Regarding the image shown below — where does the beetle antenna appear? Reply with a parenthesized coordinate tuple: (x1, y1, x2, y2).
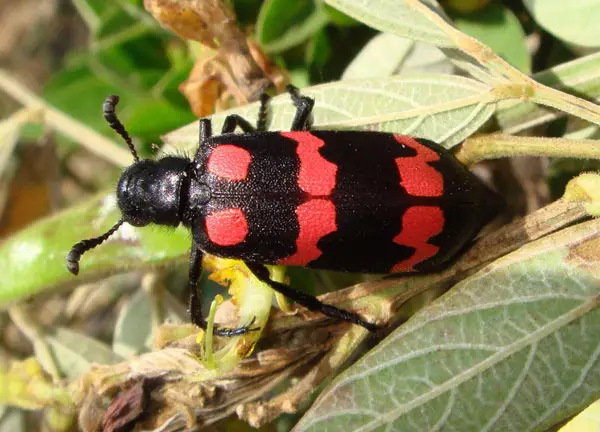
(103, 95, 139, 162)
(66, 219, 124, 275)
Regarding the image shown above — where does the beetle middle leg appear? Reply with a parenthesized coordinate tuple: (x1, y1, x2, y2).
(286, 85, 315, 131)
(188, 241, 259, 337)
(221, 115, 256, 134)
(221, 93, 271, 134)
(246, 262, 378, 333)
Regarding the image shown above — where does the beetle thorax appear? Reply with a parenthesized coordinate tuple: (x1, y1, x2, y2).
(116, 156, 190, 227)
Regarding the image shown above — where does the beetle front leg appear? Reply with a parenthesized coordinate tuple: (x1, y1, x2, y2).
(245, 262, 378, 333)
(188, 241, 258, 337)
(193, 119, 213, 166)
(187, 240, 205, 328)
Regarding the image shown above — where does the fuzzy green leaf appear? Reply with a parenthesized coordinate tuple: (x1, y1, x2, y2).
(166, 76, 494, 150)
(295, 219, 600, 431)
(0, 193, 189, 306)
(524, 0, 600, 48)
(454, 4, 531, 74)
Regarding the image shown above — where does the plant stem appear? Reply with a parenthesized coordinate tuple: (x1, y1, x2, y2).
(532, 84, 600, 127)
(0, 69, 132, 167)
(455, 134, 600, 166)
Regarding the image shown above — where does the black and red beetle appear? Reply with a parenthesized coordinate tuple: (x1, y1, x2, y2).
(67, 86, 502, 335)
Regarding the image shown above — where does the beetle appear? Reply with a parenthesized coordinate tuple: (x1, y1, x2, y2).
(67, 86, 502, 335)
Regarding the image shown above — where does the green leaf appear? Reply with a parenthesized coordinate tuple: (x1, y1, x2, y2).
(112, 290, 153, 357)
(43, 63, 121, 138)
(289, 68, 311, 89)
(306, 27, 333, 71)
(46, 327, 124, 379)
(95, 3, 138, 38)
(112, 289, 186, 358)
(343, 34, 452, 81)
(166, 76, 494, 149)
(257, 0, 314, 44)
(0, 193, 189, 306)
(342, 33, 415, 80)
(323, 0, 513, 85)
(295, 219, 600, 431)
(496, 51, 600, 134)
(71, 0, 106, 32)
(42, 61, 194, 150)
(454, 4, 531, 74)
(322, 3, 361, 27)
(0, 408, 26, 432)
(324, 0, 455, 47)
(524, 0, 600, 48)
(257, 0, 329, 54)
(400, 42, 453, 75)
(126, 98, 196, 142)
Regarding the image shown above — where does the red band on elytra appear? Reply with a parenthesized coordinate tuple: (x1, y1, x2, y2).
(281, 132, 337, 196)
(278, 199, 336, 266)
(207, 145, 251, 181)
(393, 136, 443, 197)
(391, 206, 444, 272)
(205, 208, 249, 246)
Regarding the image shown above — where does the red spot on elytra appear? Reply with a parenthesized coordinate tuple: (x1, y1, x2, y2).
(394, 136, 443, 197)
(280, 132, 337, 196)
(205, 208, 249, 246)
(391, 206, 444, 272)
(207, 145, 251, 181)
(278, 199, 336, 266)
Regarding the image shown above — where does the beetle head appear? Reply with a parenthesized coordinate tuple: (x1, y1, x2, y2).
(66, 95, 189, 275)
(117, 157, 188, 227)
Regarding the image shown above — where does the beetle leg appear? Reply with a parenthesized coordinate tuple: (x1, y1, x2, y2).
(286, 85, 315, 131)
(245, 262, 378, 333)
(188, 241, 259, 337)
(256, 93, 270, 131)
(188, 240, 206, 328)
(221, 115, 256, 134)
(193, 119, 213, 165)
(199, 118, 212, 142)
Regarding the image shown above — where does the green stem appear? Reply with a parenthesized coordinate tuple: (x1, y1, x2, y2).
(531, 84, 600, 127)
(0, 70, 131, 167)
(455, 134, 600, 167)
(90, 22, 152, 52)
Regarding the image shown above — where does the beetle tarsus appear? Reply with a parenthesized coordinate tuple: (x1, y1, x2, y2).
(193, 315, 260, 337)
(213, 316, 260, 337)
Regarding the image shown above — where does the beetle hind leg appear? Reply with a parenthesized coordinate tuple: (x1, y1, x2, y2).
(246, 262, 378, 333)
